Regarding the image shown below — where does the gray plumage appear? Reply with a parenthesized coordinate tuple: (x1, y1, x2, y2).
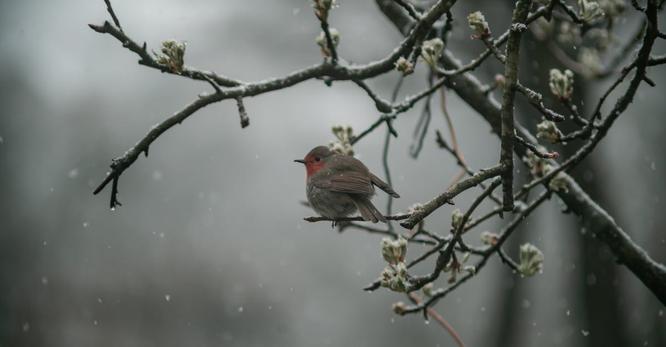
(298, 146, 399, 223)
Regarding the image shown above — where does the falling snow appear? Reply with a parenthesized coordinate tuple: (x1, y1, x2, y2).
(67, 168, 79, 179)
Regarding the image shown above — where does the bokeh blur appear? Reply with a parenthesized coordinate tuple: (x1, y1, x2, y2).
(1, 0, 665, 346)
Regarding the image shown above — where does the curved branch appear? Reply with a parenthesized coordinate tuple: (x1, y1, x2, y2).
(90, 0, 457, 206)
(376, 0, 666, 305)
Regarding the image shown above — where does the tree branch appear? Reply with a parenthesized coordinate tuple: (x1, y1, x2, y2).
(499, 0, 532, 212)
(90, 0, 457, 206)
(400, 164, 504, 229)
(375, 0, 666, 304)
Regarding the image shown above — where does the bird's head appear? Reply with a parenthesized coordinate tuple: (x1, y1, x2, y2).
(294, 145, 334, 177)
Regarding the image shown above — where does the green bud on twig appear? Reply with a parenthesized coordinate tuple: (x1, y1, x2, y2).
(316, 28, 340, 58)
(381, 236, 408, 264)
(422, 283, 434, 297)
(392, 301, 408, 315)
(380, 262, 410, 292)
(395, 56, 414, 76)
(329, 125, 354, 156)
(480, 231, 499, 246)
(467, 11, 490, 39)
(536, 120, 562, 144)
(420, 38, 444, 68)
(154, 40, 186, 74)
(549, 173, 570, 193)
(451, 208, 464, 230)
(518, 243, 544, 277)
(525, 151, 554, 178)
(549, 69, 574, 100)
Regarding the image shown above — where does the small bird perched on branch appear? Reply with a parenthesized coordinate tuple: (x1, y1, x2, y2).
(295, 146, 399, 224)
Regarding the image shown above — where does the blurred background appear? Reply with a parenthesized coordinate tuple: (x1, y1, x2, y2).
(0, 0, 664, 346)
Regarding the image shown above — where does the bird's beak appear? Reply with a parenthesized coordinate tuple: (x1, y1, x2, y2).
(294, 159, 305, 164)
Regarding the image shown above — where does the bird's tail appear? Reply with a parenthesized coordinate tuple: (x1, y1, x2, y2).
(351, 196, 387, 223)
(369, 173, 400, 198)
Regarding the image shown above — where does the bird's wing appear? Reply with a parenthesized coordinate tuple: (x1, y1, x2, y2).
(312, 169, 374, 195)
(369, 172, 400, 198)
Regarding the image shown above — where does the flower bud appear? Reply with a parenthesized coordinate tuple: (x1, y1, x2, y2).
(316, 28, 340, 58)
(395, 56, 414, 76)
(451, 208, 464, 230)
(380, 262, 410, 292)
(518, 243, 544, 277)
(329, 125, 354, 156)
(536, 120, 562, 144)
(381, 236, 408, 264)
(422, 283, 434, 297)
(467, 11, 490, 39)
(420, 38, 444, 68)
(392, 301, 408, 315)
(548, 173, 570, 193)
(154, 40, 186, 74)
(525, 151, 554, 178)
(480, 231, 499, 246)
(548, 69, 574, 100)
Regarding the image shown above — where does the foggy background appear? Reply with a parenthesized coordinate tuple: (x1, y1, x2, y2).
(0, 0, 664, 346)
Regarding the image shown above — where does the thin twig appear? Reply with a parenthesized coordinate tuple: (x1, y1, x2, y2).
(103, 0, 123, 31)
(514, 133, 559, 159)
(407, 293, 466, 347)
(393, 0, 422, 20)
(384, 76, 405, 232)
(400, 165, 504, 229)
(397, 190, 551, 315)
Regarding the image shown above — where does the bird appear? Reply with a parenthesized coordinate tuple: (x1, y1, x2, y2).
(295, 146, 399, 224)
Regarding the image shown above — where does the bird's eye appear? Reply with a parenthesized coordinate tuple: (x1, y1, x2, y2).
(315, 157, 321, 162)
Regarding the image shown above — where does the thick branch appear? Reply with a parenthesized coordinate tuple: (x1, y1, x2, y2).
(376, 0, 666, 304)
(499, 0, 532, 212)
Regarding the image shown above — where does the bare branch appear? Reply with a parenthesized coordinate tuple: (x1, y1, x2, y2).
(499, 0, 532, 212)
(407, 293, 466, 347)
(304, 214, 410, 223)
(91, 0, 458, 205)
(514, 133, 559, 159)
(393, 0, 422, 20)
(515, 83, 566, 122)
(103, 0, 123, 31)
(400, 165, 504, 229)
(235, 97, 250, 128)
(375, 0, 666, 304)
